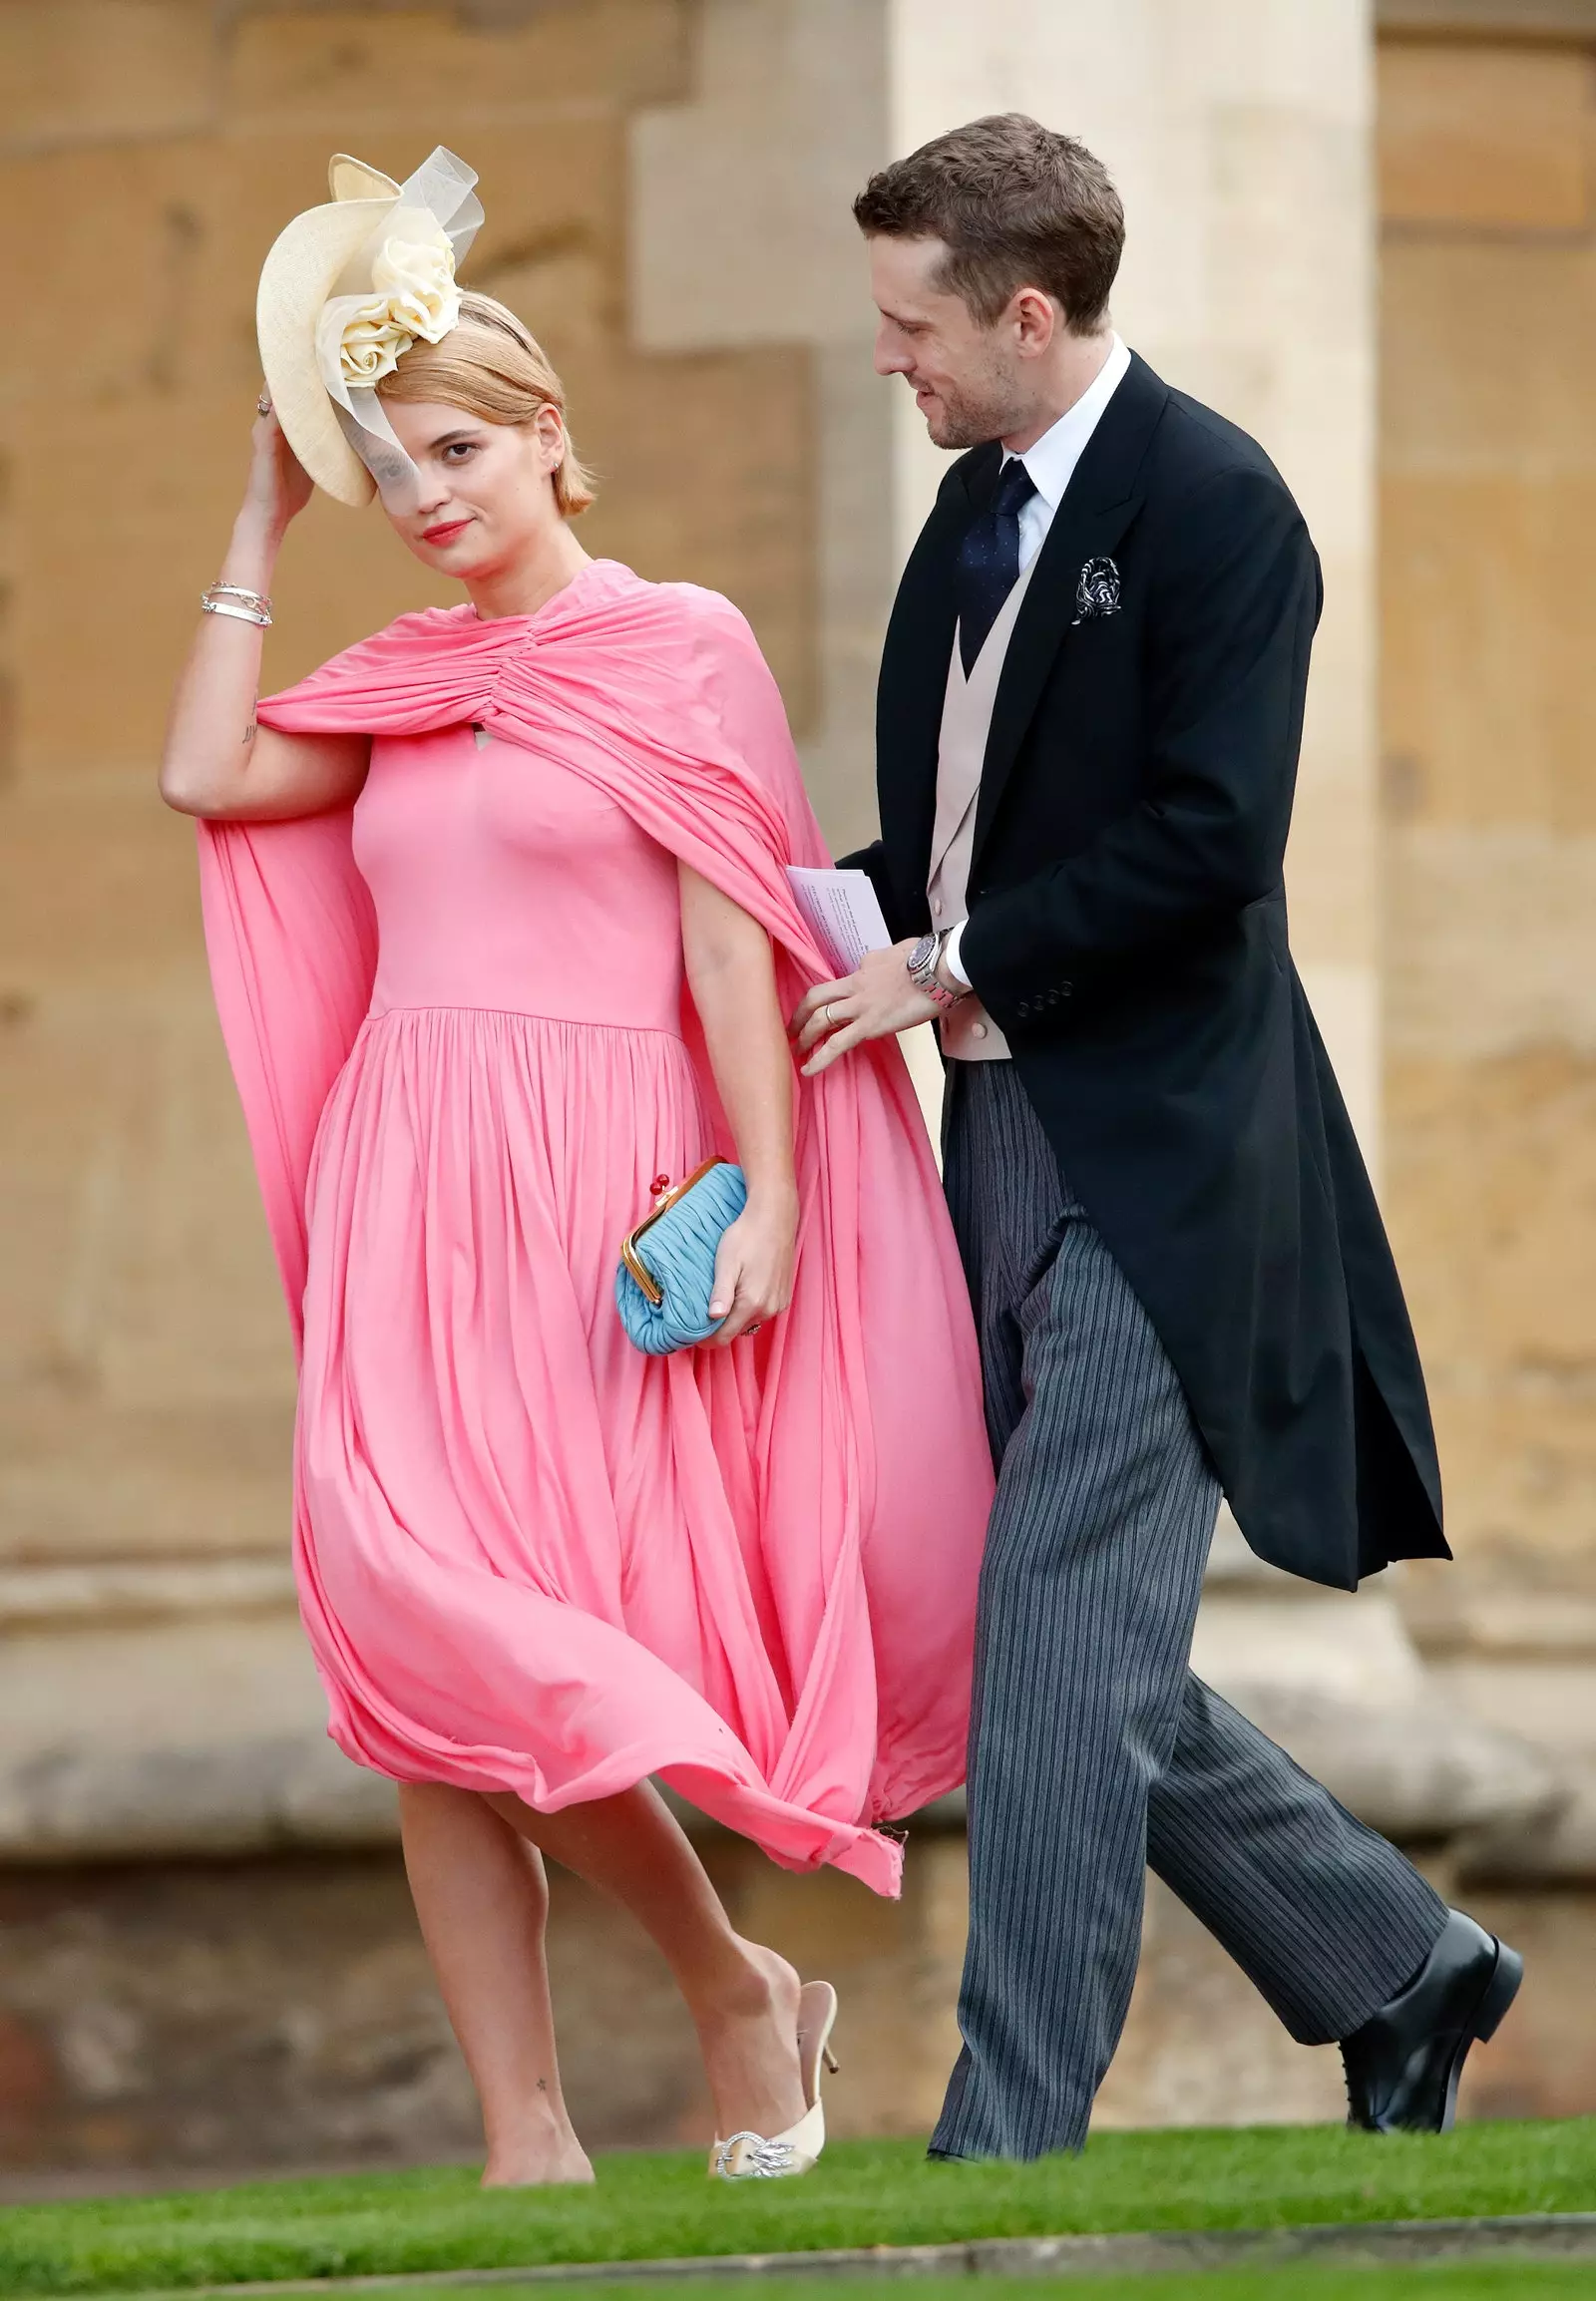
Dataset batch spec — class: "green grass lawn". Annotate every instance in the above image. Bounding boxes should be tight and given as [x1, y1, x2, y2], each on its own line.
[258, 2279, 1596, 2301]
[3, 2122, 1593, 2297]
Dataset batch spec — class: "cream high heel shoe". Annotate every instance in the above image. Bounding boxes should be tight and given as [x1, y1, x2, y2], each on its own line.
[709, 1980, 839, 2180]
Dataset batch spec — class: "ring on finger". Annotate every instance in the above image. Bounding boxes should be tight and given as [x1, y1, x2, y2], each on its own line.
[256, 391, 272, 416]
[824, 1000, 840, 1028]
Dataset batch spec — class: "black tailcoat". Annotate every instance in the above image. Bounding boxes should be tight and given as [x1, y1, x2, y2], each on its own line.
[847, 352, 1445, 1590]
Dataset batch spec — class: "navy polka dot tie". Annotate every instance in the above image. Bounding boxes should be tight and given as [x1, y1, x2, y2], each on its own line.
[955, 457, 1037, 675]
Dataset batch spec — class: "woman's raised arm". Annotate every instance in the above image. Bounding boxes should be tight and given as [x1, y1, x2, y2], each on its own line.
[160, 407, 369, 822]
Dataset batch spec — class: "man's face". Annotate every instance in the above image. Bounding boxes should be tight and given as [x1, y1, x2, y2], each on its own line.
[868, 235, 1028, 449]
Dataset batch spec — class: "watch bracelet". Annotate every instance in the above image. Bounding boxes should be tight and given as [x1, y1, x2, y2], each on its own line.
[907, 928, 968, 1010]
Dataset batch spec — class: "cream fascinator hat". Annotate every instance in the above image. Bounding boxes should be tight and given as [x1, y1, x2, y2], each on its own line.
[256, 147, 484, 508]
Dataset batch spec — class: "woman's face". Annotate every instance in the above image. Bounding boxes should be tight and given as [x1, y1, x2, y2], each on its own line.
[379, 399, 567, 578]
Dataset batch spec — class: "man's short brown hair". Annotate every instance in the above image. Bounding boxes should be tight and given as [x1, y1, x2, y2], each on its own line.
[853, 113, 1124, 334]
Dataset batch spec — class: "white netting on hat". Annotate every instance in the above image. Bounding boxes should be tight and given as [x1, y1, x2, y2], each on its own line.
[312, 148, 484, 509]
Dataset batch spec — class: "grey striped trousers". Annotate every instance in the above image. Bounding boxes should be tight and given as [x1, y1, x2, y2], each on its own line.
[930, 1061, 1447, 2162]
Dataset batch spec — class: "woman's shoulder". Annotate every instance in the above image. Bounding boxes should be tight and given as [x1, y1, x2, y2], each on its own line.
[654, 577, 753, 636]
[666, 588, 767, 676]
[586, 561, 756, 649]
[639, 578, 777, 706]
[574, 566, 780, 727]
[299, 602, 474, 676]
[570, 563, 803, 801]
[353, 601, 478, 653]
[627, 575, 796, 760]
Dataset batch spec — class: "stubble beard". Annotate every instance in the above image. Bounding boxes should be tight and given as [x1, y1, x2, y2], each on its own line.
[920, 364, 1028, 454]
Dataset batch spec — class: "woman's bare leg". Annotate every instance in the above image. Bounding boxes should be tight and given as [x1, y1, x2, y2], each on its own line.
[399, 1781, 594, 2186]
[484, 1781, 807, 2141]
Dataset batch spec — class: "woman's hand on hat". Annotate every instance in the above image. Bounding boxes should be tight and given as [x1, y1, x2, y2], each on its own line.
[241, 394, 313, 538]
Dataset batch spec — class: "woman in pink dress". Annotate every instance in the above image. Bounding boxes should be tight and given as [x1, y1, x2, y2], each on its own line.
[161, 154, 992, 2187]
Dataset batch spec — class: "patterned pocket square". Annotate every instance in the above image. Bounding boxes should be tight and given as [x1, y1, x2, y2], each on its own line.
[1072, 556, 1121, 624]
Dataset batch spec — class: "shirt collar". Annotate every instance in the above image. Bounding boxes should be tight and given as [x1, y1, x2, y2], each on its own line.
[1001, 333, 1132, 509]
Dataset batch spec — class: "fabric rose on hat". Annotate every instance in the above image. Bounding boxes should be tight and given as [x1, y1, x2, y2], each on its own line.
[373, 233, 459, 342]
[335, 295, 412, 386]
[325, 231, 460, 389]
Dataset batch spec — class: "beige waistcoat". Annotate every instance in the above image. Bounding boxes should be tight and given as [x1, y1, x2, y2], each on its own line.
[928, 560, 1037, 1061]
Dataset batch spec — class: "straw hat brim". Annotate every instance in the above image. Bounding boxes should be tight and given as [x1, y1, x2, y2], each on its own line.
[256, 192, 399, 508]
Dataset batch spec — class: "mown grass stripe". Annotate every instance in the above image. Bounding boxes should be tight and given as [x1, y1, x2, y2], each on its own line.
[5, 2125, 1594, 2298]
[82, 2212, 1596, 2299]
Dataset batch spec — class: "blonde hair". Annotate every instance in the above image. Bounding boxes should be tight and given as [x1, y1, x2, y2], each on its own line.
[377, 290, 597, 517]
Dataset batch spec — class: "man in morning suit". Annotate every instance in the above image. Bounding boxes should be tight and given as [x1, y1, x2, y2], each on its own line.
[791, 114, 1521, 2161]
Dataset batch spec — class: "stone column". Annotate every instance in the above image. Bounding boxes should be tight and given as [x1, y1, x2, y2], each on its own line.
[888, 0, 1383, 1160]
[630, 0, 893, 854]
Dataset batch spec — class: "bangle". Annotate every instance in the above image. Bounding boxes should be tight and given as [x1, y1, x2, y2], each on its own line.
[201, 581, 272, 626]
[202, 597, 271, 627]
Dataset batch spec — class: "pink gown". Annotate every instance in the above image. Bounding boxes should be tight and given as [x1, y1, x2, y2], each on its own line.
[199, 559, 995, 1896]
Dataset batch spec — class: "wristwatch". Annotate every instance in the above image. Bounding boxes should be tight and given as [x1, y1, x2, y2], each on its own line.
[907, 929, 969, 1012]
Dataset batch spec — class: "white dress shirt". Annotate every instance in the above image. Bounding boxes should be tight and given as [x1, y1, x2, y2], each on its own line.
[942, 333, 1132, 988]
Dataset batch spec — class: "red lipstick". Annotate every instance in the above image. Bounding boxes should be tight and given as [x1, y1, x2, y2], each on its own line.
[421, 518, 472, 546]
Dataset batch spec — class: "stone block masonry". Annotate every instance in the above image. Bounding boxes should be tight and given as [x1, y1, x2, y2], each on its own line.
[2, 0, 1596, 2174]
[0, 0, 820, 1863]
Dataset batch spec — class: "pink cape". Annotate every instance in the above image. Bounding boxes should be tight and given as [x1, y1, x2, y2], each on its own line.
[198, 561, 993, 1895]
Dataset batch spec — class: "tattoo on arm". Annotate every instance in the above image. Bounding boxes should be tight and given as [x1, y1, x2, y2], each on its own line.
[242, 719, 256, 746]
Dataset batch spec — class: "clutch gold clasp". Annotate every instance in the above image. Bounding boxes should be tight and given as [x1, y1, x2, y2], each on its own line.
[618, 1157, 731, 1311]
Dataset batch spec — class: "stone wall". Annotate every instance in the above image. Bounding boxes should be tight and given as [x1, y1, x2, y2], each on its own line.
[0, 0, 822, 1855]
[1377, 21, 1596, 1844]
[0, 0, 1401, 1870]
[0, 1836, 1567, 2184]
[891, 0, 1384, 1151]
[5, 0, 1596, 2178]
[629, 0, 891, 853]
[1380, 25, 1596, 1591]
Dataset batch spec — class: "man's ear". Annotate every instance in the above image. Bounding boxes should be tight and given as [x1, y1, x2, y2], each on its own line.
[1011, 286, 1058, 359]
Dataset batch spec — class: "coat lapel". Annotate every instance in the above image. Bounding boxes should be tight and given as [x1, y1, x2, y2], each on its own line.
[970, 353, 1170, 869]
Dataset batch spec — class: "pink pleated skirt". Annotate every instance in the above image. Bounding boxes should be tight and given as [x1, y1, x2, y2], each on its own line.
[291, 1004, 905, 1891]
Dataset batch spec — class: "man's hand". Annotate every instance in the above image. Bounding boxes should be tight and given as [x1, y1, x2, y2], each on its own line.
[789, 941, 940, 1076]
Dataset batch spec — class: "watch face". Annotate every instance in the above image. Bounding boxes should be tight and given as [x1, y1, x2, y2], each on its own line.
[908, 933, 938, 977]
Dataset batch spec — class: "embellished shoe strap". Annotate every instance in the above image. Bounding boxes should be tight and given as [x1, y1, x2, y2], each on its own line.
[711, 2129, 802, 2179]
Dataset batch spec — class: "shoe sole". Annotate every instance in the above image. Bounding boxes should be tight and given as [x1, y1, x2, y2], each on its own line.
[1438, 1935, 1524, 2132]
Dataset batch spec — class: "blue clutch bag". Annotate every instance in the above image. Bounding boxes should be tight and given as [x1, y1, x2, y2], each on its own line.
[615, 1157, 749, 1354]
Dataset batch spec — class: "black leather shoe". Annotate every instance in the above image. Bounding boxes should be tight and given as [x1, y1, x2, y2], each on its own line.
[1341, 1908, 1523, 2133]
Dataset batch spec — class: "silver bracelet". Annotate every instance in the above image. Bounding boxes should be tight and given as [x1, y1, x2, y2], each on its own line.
[201, 595, 272, 628]
[201, 580, 273, 625]
[206, 580, 272, 608]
